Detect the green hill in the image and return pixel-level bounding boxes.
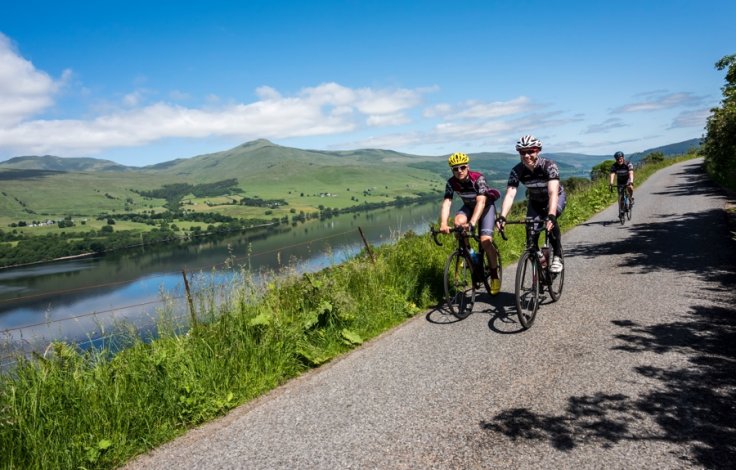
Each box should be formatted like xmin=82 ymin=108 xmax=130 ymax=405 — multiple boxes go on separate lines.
xmin=0 ymin=138 xmax=699 ymax=230
xmin=0 ymin=140 xmax=443 ymax=227
xmin=0 ymin=155 xmax=130 ymax=172
xmin=628 ymin=138 xmax=702 ymax=162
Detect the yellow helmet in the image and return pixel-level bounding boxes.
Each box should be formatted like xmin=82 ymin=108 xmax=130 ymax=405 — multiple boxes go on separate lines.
xmin=448 ymin=152 xmax=470 ymax=167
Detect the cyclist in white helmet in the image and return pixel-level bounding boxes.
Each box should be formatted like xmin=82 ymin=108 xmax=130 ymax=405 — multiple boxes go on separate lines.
xmin=497 ymin=135 xmax=567 ymax=273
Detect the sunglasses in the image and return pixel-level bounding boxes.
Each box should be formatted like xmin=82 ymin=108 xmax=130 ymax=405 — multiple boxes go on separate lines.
xmin=451 ymin=165 xmax=468 ymax=172
xmin=519 ymin=149 xmax=538 ymax=156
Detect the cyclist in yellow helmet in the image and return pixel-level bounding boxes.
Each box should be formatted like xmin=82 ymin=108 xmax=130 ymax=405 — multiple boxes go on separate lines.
xmin=439 ymin=152 xmax=502 ymax=294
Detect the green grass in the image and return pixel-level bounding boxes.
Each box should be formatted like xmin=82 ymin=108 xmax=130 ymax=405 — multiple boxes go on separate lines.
xmin=0 ymin=153 xmax=700 ymax=469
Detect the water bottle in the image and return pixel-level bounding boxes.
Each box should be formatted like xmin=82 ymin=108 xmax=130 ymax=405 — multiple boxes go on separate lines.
xmin=469 ymin=248 xmax=479 ymax=266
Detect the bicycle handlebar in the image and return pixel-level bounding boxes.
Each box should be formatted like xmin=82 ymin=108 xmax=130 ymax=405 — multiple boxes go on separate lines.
xmin=429 ymin=224 xmax=507 ymax=245
xmin=501 ymin=217 xmax=549 ymax=235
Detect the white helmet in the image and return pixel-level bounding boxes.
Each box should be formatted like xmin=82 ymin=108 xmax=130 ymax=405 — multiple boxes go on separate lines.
xmin=515 ymin=135 xmax=542 ymax=151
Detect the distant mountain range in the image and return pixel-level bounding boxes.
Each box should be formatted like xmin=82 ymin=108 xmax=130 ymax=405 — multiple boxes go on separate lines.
xmin=0 ymin=137 xmax=701 ymax=174
xmin=0 ymin=137 xmax=703 ymax=223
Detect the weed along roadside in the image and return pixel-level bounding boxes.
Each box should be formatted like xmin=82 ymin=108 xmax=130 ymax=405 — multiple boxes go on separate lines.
xmin=0 ymin=154 xmax=702 ymax=469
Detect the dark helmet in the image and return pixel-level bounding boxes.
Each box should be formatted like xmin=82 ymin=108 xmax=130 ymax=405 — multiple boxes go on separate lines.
xmin=614 ymin=151 xmax=624 ymax=159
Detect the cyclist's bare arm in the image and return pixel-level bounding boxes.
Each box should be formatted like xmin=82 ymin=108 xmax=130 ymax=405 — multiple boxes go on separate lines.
xmin=498 ymin=186 xmax=517 ymax=223
xmin=468 ymin=194 xmax=487 ymax=229
xmin=439 ymin=198 xmax=453 ymax=233
xmin=546 ymin=179 xmax=560 ymax=231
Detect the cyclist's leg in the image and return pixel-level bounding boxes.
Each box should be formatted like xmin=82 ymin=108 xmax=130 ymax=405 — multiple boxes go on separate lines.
xmin=478 ymin=205 xmax=498 ymax=272
xmin=526 ymin=202 xmax=544 ymax=249
xmin=454 ymin=205 xmax=471 ymax=227
xmin=548 ymin=192 xmax=566 ymax=259
xmin=617 ymin=184 xmax=626 ymax=209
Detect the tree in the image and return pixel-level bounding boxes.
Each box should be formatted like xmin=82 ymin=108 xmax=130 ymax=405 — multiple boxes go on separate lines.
xmin=590 ymin=160 xmax=614 ymax=180
xmin=702 ymin=53 xmax=736 ymax=190
xmin=641 ymin=151 xmax=665 ymax=165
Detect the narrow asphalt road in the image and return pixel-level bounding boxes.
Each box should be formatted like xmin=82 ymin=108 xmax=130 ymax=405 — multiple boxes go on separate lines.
xmin=126 ymin=158 xmax=736 ymax=469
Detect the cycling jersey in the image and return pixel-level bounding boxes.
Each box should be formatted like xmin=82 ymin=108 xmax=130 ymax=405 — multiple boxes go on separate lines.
xmin=443 ymin=170 xmax=500 ymax=206
xmin=610 ymin=160 xmax=634 ymax=185
xmin=444 ymin=170 xmax=501 ymax=237
xmin=507 ymin=157 xmax=565 ymax=203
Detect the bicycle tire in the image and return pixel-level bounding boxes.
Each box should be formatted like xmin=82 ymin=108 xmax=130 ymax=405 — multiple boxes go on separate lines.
xmin=626 ymin=197 xmax=632 ymax=221
xmin=443 ymin=250 xmax=475 ymax=319
xmin=547 ymin=247 xmax=564 ymax=302
xmin=515 ymin=251 xmax=539 ymax=329
xmin=618 ymin=194 xmax=626 ymax=225
xmin=481 ymin=242 xmax=502 ymax=295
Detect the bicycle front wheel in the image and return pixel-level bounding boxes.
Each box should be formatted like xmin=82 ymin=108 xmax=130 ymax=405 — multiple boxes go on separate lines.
xmin=515 ymin=251 xmax=540 ymax=329
xmin=443 ymin=251 xmax=476 ymax=319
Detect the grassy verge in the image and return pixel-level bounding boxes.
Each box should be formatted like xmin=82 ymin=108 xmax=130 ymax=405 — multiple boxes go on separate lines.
xmin=0 ymin=153 xmax=699 ymax=469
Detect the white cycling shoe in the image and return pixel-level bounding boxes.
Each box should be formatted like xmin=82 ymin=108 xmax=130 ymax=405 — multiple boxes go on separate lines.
xmin=550 ymin=256 xmax=563 ymax=273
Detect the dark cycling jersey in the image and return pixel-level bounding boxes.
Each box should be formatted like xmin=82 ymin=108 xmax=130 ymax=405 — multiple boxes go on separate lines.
xmin=443 ymin=170 xmax=500 ymax=206
xmin=610 ymin=160 xmax=634 ymax=184
xmin=507 ymin=157 xmax=565 ymax=203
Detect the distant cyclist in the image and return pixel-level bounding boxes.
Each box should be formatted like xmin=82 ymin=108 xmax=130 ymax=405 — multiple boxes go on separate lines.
xmin=609 ymin=151 xmax=634 ymax=203
xmin=496 ymin=135 xmax=566 ymax=273
xmin=439 ymin=152 xmax=502 ymax=294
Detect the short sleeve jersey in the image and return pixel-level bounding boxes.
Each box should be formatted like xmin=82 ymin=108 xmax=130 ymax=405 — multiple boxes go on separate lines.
xmin=444 ymin=170 xmax=494 ymax=208
xmin=507 ymin=157 xmax=564 ymax=203
xmin=610 ymin=160 xmax=634 ymax=184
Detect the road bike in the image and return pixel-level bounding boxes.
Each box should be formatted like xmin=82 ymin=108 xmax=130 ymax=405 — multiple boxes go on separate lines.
xmin=502 ymin=218 xmax=564 ymax=329
xmin=611 ymin=183 xmax=633 ymax=225
xmin=430 ymin=225 xmax=504 ymax=319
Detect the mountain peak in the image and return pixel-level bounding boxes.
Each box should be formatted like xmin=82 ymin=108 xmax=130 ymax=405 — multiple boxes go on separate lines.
xmin=238 ymin=139 xmax=275 ymax=149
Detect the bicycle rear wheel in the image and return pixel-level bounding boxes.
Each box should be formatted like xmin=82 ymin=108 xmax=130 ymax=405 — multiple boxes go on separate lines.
xmin=548 ymin=247 xmax=564 ymax=302
xmin=625 ymin=196 xmax=632 ymax=221
xmin=443 ymin=251 xmax=476 ymax=319
xmin=515 ymin=251 xmax=540 ymax=329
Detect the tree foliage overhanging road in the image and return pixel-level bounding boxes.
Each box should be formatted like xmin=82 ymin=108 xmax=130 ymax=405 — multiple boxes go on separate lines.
xmin=703 ymin=53 xmax=736 ymax=191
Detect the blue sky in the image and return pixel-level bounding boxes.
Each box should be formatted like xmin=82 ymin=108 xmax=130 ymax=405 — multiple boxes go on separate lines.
xmin=1 ymin=0 xmax=734 ymax=166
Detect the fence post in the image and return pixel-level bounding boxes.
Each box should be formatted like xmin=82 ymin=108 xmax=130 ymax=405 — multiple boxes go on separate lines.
xmin=181 ymin=269 xmax=198 ymax=329
xmin=358 ymin=227 xmax=375 ymax=264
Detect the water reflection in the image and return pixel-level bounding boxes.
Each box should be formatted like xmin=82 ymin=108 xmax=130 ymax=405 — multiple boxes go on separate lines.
xmin=0 ymin=201 xmax=442 ymax=354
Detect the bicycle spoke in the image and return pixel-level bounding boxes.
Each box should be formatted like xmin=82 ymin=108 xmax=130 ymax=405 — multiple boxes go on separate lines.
xmin=548 ymin=251 xmax=564 ymax=302
xmin=515 ymin=252 xmax=539 ymax=328
xmin=444 ymin=251 xmax=475 ymax=319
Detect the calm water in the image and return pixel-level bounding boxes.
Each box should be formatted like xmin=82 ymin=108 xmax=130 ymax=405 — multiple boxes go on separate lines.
xmin=0 ymin=201 xmax=442 ymax=353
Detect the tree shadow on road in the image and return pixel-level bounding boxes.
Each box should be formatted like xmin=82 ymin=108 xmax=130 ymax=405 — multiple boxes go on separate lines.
xmin=566 ymin=205 xmax=735 ymax=289
xmin=480 ymin=300 xmax=736 ymax=468
xmin=478 ymin=169 xmax=736 ymax=467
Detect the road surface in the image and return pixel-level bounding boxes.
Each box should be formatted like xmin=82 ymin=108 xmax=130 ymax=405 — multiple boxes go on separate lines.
xmin=126 ymin=158 xmax=736 ymax=469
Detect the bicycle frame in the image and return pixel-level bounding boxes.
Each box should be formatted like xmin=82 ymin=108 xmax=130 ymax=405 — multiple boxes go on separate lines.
xmin=502 ymin=217 xmax=563 ymax=328
xmin=430 ymin=224 xmax=504 ymax=318
xmin=616 ymin=184 xmax=631 ymax=224
xmin=431 ymin=226 xmax=488 ymax=284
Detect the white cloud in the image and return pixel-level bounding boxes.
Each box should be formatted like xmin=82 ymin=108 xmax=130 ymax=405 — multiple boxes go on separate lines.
xmin=169 ymin=90 xmax=190 ymax=101
xmin=0 ymin=33 xmax=68 ymax=126
xmin=0 ymin=60 xmax=439 ymax=156
xmin=584 ymin=118 xmax=627 ymax=134
xmin=423 ymin=97 xmax=533 ymax=120
xmin=366 ymin=113 xmax=410 ymax=127
xmin=669 ymin=108 xmax=711 ymax=129
xmin=613 ymin=91 xmax=707 ymax=113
